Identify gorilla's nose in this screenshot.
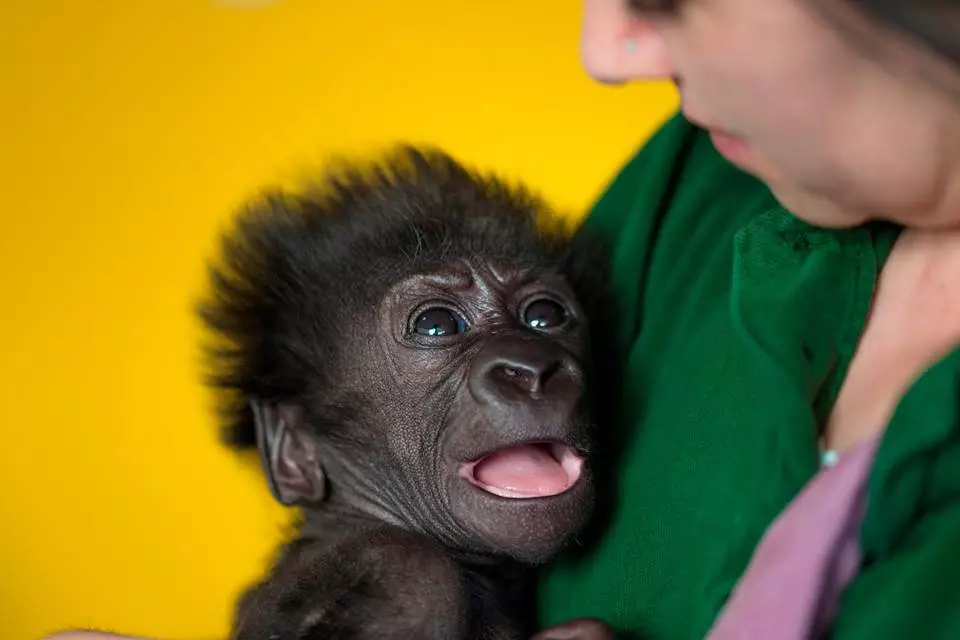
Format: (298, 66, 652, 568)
(469, 336, 584, 405)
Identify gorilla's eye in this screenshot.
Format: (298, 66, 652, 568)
(413, 307, 468, 337)
(523, 298, 569, 330)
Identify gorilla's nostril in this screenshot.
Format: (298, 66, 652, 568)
(492, 361, 564, 397)
(495, 365, 531, 389)
(541, 361, 562, 385)
(468, 337, 584, 406)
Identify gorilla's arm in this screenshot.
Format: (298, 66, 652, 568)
(231, 528, 470, 640)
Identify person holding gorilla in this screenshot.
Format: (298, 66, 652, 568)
(49, 0, 960, 638)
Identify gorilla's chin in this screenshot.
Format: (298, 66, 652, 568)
(448, 463, 595, 565)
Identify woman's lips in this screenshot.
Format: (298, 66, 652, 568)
(683, 108, 751, 163)
(709, 129, 751, 163)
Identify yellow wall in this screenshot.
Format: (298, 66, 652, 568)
(0, 2, 677, 638)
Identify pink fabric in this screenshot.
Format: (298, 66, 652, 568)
(707, 438, 879, 640)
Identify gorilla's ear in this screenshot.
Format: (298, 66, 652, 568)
(250, 400, 326, 506)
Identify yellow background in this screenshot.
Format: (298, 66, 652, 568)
(0, 1, 676, 638)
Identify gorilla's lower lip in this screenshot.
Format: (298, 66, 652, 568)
(458, 442, 584, 499)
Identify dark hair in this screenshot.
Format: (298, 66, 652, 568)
(843, 1, 960, 66)
(804, 0, 960, 99)
(197, 146, 601, 447)
(629, 0, 960, 93)
(626, 0, 681, 13)
(629, 0, 959, 66)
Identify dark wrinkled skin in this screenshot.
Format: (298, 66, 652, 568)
(199, 147, 614, 640)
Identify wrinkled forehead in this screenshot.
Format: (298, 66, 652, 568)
(386, 259, 563, 296)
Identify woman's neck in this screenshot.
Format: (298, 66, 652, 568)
(823, 226, 960, 454)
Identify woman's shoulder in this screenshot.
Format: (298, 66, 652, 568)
(571, 112, 785, 375)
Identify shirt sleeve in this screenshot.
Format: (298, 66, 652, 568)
(833, 346, 960, 639)
(831, 502, 960, 639)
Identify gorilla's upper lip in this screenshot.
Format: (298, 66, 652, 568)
(453, 429, 589, 464)
(457, 440, 585, 500)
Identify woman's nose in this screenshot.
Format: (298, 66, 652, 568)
(581, 0, 674, 83)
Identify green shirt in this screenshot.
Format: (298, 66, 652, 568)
(538, 113, 960, 639)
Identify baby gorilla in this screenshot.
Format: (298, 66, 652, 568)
(199, 147, 612, 640)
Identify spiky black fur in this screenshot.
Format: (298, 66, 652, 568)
(197, 146, 608, 449)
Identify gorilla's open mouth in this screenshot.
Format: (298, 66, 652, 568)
(458, 442, 584, 499)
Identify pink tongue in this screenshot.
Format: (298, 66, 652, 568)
(473, 444, 568, 496)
